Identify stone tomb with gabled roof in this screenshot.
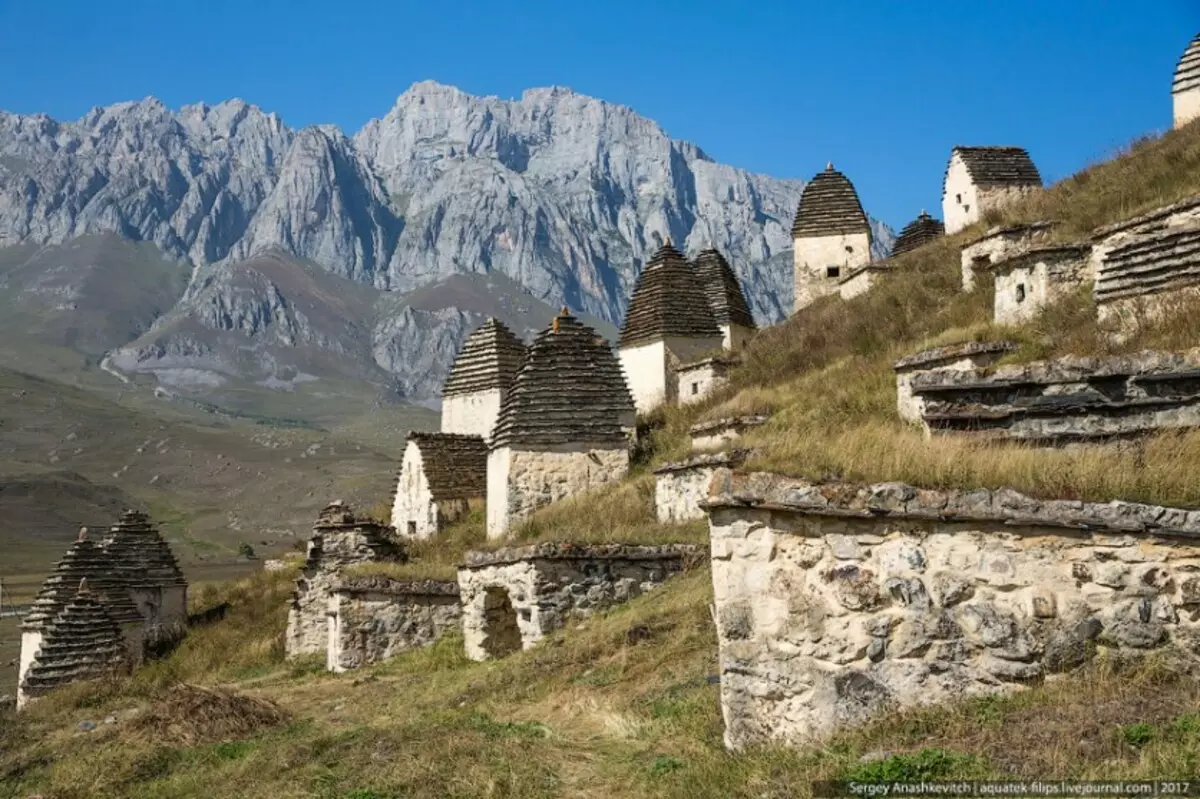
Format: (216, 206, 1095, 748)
(441, 317, 526, 441)
(390, 431, 488, 540)
(791, 163, 873, 312)
(487, 309, 636, 539)
(286, 500, 407, 659)
(18, 526, 146, 700)
(618, 242, 724, 414)
(17, 579, 131, 711)
(691, 248, 757, 352)
(942, 146, 1042, 235)
(1174, 32, 1200, 129)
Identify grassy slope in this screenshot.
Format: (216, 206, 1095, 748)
(7, 125, 1200, 797)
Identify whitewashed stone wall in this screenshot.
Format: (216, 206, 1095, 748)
(793, 231, 872, 312)
(441, 389, 504, 441)
(326, 577, 461, 672)
(655, 451, 747, 522)
(838, 266, 887, 301)
(892, 341, 1017, 425)
(943, 156, 1039, 236)
(458, 543, 706, 660)
(390, 440, 436, 540)
(690, 415, 770, 452)
(621, 336, 724, 415)
(676, 357, 733, 406)
(706, 470, 1200, 749)
(960, 222, 1056, 292)
(721, 323, 755, 353)
(993, 247, 1090, 325)
(486, 445, 630, 539)
(1176, 87, 1200, 129)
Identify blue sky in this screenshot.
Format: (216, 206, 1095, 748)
(0, 0, 1195, 230)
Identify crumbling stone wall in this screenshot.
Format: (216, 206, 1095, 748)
(326, 577, 461, 672)
(675, 356, 735, 406)
(458, 543, 706, 660)
(486, 446, 629, 539)
(893, 341, 1017, 425)
(654, 450, 747, 523)
(705, 470, 1200, 749)
(992, 245, 1090, 325)
(959, 222, 1056, 292)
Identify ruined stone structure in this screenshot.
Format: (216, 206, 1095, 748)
(100, 510, 189, 643)
(440, 318, 526, 441)
(990, 244, 1091, 325)
(892, 341, 1018, 425)
(1092, 196, 1200, 331)
(942, 147, 1042, 236)
(960, 221, 1057, 292)
(654, 450, 747, 523)
(792, 163, 873, 312)
(675, 354, 738, 406)
(326, 576, 462, 673)
(691, 248, 758, 352)
(390, 432, 488, 539)
(19, 527, 146, 699)
(891, 211, 946, 258)
(705, 470, 1200, 748)
(285, 501, 406, 659)
(458, 543, 705, 660)
(17, 580, 130, 711)
(909, 349, 1200, 444)
(690, 415, 770, 452)
(618, 242, 724, 414)
(1174, 33, 1200, 129)
(487, 309, 636, 539)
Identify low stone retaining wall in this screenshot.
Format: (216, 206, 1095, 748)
(326, 576, 461, 673)
(909, 349, 1200, 443)
(458, 543, 706, 661)
(654, 450, 748, 522)
(704, 469, 1200, 749)
(893, 341, 1017, 424)
(690, 415, 769, 452)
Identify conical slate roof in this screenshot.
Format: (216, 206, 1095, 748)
(493, 309, 635, 449)
(691, 249, 757, 331)
(23, 528, 144, 633)
(20, 580, 128, 700)
(947, 147, 1042, 189)
(442, 318, 526, 398)
(791, 163, 871, 238)
(891, 211, 946, 257)
(1175, 33, 1200, 99)
(619, 242, 722, 348)
(100, 510, 187, 589)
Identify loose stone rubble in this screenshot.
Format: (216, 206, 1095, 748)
(704, 469, 1200, 748)
(654, 449, 748, 522)
(18, 579, 131, 711)
(285, 501, 407, 659)
(326, 576, 461, 673)
(910, 348, 1200, 443)
(458, 543, 706, 660)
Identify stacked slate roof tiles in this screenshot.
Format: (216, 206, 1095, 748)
(791, 163, 871, 238)
(492, 309, 636, 449)
(442, 318, 527, 398)
(101, 510, 187, 590)
(948, 147, 1042, 189)
(891, 211, 946, 257)
(691, 249, 757, 331)
(1175, 33, 1200, 100)
(23, 527, 145, 635)
(406, 432, 488, 500)
(619, 242, 723, 348)
(21, 579, 129, 702)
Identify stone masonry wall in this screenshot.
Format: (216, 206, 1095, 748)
(705, 470, 1200, 749)
(326, 577, 462, 673)
(993, 247, 1090, 326)
(458, 543, 706, 660)
(893, 341, 1017, 425)
(486, 446, 630, 539)
(441, 388, 504, 441)
(676, 357, 733, 406)
(654, 450, 748, 523)
(959, 222, 1056, 292)
(793, 231, 872, 312)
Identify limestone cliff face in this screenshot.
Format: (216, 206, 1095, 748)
(0, 82, 895, 409)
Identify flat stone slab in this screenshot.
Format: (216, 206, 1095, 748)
(334, 576, 460, 596)
(1091, 193, 1200, 239)
(653, 449, 749, 475)
(893, 340, 1018, 372)
(462, 542, 708, 569)
(704, 470, 1200, 537)
(689, 415, 770, 437)
(962, 219, 1057, 248)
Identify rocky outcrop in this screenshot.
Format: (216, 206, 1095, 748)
(910, 349, 1200, 443)
(704, 470, 1200, 748)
